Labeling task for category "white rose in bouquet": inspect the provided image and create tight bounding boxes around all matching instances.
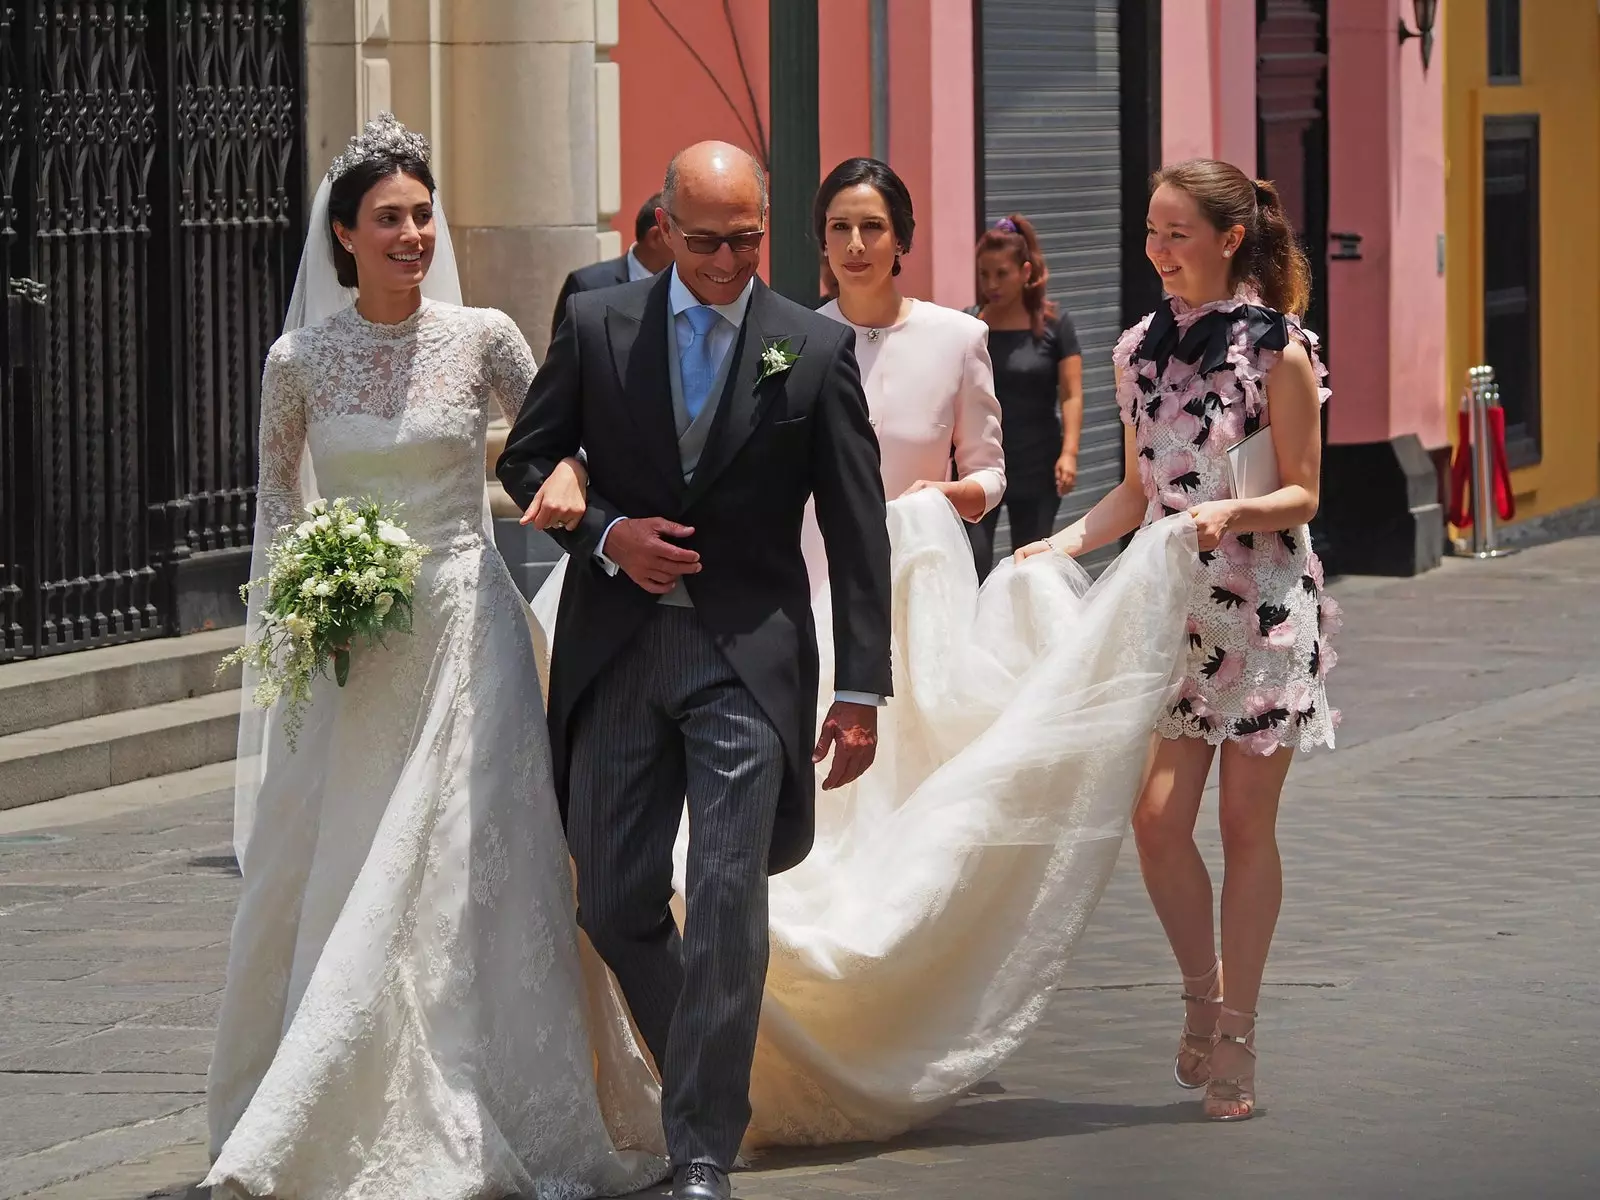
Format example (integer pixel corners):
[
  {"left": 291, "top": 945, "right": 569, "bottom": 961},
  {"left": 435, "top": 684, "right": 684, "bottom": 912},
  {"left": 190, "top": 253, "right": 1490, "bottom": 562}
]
[
  {"left": 221, "top": 496, "right": 430, "bottom": 748},
  {"left": 376, "top": 521, "right": 412, "bottom": 547}
]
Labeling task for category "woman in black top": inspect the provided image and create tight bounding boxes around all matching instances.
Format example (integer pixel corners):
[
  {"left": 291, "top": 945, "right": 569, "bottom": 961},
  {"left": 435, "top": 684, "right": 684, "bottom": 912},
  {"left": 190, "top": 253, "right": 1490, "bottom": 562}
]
[{"left": 969, "top": 214, "right": 1083, "bottom": 578}]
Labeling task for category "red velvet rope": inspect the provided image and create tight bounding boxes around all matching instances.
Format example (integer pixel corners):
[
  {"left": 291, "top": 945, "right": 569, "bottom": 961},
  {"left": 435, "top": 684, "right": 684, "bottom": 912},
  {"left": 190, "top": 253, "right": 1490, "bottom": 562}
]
[{"left": 1448, "top": 407, "right": 1515, "bottom": 528}]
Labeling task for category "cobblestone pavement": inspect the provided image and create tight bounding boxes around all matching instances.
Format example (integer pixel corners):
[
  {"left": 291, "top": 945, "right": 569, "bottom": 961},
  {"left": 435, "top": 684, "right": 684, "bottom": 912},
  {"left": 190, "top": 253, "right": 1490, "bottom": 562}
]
[{"left": 3, "top": 537, "right": 1599, "bottom": 1199}]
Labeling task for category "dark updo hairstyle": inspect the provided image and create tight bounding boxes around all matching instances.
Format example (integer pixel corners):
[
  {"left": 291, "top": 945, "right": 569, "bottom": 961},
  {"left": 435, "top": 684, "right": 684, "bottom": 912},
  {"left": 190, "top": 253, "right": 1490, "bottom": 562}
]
[
  {"left": 812, "top": 157, "right": 916, "bottom": 280},
  {"left": 326, "top": 152, "right": 437, "bottom": 289},
  {"left": 976, "top": 214, "right": 1058, "bottom": 338},
  {"left": 1150, "top": 158, "right": 1311, "bottom": 317}
]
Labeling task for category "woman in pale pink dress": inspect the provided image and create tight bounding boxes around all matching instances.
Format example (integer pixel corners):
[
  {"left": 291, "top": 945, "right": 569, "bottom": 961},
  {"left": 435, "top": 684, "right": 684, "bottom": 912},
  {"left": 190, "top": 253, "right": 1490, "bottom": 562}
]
[{"left": 799, "top": 157, "right": 1004, "bottom": 587}]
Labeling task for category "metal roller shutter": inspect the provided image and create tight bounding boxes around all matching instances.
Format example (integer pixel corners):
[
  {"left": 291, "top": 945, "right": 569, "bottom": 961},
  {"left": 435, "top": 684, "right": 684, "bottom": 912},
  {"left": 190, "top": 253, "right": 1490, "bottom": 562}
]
[{"left": 979, "top": 0, "right": 1124, "bottom": 568}]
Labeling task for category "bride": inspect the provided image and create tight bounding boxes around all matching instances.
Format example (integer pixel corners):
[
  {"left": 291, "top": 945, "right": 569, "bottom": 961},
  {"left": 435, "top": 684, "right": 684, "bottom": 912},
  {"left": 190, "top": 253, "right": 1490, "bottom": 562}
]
[{"left": 205, "top": 115, "right": 667, "bottom": 1199}]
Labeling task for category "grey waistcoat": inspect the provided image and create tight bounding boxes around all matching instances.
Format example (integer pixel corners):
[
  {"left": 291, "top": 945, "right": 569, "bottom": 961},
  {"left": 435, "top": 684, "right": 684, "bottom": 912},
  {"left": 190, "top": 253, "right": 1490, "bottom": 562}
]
[{"left": 658, "top": 316, "right": 738, "bottom": 607}]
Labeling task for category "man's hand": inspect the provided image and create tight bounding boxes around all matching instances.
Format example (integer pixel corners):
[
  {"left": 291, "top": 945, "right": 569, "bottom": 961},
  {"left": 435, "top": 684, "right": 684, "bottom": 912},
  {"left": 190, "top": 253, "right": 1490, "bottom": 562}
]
[
  {"left": 604, "top": 517, "right": 701, "bottom": 594},
  {"left": 812, "top": 701, "right": 879, "bottom": 791}
]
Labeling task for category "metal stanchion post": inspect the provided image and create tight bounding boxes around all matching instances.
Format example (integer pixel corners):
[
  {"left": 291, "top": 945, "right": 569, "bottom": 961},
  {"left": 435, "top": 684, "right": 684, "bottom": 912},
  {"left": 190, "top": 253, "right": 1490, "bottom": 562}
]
[{"left": 1464, "top": 365, "right": 1516, "bottom": 560}]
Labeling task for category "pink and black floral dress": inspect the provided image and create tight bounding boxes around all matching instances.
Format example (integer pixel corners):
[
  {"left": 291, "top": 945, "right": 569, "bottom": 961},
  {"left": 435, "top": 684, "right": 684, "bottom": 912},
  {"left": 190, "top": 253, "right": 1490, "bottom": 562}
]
[{"left": 1114, "top": 294, "right": 1340, "bottom": 755}]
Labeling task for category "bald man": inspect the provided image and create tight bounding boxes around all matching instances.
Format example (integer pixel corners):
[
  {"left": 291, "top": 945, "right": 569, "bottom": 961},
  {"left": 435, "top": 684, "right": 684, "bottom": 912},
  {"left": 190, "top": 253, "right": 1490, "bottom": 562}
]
[{"left": 498, "top": 142, "right": 891, "bottom": 1199}]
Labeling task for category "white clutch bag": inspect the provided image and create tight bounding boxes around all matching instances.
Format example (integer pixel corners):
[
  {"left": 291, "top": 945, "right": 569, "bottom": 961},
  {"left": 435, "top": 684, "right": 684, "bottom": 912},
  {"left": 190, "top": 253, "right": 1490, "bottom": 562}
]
[{"left": 1224, "top": 426, "right": 1279, "bottom": 500}]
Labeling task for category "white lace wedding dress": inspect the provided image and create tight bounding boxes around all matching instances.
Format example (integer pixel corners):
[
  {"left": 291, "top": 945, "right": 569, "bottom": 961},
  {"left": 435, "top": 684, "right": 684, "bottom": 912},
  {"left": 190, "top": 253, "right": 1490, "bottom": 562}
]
[{"left": 205, "top": 299, "right": 667, "bottom": 1200}]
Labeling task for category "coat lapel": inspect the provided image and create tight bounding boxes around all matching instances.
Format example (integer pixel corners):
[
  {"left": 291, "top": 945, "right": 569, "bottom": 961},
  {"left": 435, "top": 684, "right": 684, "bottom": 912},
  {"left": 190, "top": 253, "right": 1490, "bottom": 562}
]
[
  {"left": 684, "top": 282, "right": 803, "bottom": 508},
  {"left": 605, "top": 274, "right": 683, "bottom": 498}
]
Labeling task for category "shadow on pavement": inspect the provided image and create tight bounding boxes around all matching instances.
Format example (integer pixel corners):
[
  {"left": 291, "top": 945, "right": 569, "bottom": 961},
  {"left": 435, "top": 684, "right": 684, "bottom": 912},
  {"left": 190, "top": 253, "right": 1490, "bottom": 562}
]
[{"left": 741, "top": 1094, "right": 1203, "bottom": 1174}]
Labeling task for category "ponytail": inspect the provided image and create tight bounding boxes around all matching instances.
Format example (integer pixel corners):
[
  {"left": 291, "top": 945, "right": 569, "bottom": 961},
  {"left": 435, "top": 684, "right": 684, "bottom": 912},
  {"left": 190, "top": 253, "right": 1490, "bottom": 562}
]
[
  {"left": 1247, "top": 178, "right": 1311, "bottom": 317},
  {"left": 976, "top": 213, "right": 1059, "bottom": 338}
]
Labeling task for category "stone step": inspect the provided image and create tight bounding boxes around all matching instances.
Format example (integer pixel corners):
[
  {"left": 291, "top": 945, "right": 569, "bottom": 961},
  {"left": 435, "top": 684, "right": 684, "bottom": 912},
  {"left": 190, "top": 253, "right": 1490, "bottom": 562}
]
[
  {"left": 0, "top": 690, "right": 240, "bottom": 812},
  {"left": 0, "top": 628, "right": 242, "bottom": 738},
  {"left": 0, "top": 760, "right": 239, "bottom": 835}
]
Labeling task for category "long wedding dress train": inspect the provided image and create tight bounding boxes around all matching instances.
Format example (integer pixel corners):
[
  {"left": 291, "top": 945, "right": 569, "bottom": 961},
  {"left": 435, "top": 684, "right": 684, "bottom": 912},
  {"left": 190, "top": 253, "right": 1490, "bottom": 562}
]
[{"left": 532, "top": 492, "right": 1197, "bottom": 1148}]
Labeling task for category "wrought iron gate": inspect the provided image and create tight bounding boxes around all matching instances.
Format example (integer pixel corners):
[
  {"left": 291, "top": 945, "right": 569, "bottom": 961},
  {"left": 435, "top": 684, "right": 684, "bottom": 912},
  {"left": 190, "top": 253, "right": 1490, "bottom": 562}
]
[{"left": 0, "top": 0, "right": 303, "bottom": 661}]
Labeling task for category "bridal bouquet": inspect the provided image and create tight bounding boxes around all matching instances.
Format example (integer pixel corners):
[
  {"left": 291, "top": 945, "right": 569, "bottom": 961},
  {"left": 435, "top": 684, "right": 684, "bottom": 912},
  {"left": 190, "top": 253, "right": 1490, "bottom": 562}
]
[{"left": 221, "top": 497, "right": 429, "bottom": 748}]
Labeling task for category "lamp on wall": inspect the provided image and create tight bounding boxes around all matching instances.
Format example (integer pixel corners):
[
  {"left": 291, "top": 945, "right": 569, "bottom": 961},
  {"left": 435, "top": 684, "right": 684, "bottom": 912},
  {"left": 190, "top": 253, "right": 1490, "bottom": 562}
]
[{"left": 1397, "top": 0, "right": 1439, "bottom": 73}]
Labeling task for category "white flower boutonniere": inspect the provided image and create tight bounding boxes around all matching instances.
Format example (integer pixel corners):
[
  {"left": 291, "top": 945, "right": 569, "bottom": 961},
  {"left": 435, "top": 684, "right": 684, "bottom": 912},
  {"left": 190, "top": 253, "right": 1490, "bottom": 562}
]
[{"left": 758, "top": 337, "right": 799, "bottom": 384}]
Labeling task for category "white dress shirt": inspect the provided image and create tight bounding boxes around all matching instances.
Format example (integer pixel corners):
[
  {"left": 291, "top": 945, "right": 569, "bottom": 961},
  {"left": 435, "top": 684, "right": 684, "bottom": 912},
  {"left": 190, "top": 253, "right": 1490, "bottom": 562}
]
[{"left": 625, "top": 245, "right": 655, "bottom": 282}]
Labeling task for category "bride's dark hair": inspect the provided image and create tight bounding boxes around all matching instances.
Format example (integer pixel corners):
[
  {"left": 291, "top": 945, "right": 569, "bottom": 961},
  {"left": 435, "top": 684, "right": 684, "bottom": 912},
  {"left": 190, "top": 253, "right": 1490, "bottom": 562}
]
[{"left": 326, "top": 153, "right": 436, "bottom": 289}]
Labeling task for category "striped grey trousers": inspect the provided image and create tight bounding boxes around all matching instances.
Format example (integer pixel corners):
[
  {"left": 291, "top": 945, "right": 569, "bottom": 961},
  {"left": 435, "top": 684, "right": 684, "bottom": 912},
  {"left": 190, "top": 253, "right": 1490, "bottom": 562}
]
[{"left": 567, "top": 606, "right": 784, "bottom": 1170}]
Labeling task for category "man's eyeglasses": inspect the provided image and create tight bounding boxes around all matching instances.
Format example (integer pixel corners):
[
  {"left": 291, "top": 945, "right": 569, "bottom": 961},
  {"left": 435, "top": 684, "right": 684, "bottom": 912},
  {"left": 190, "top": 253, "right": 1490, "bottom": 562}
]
[{"left": 666, "top": 211, "right": 765, "bottom": 256}]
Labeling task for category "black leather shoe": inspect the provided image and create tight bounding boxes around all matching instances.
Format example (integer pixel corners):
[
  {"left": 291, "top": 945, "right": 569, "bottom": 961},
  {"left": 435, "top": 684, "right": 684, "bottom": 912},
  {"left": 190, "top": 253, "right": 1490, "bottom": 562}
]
[{"left": 672, "top": 1161, "right": 731, "bottom": 1200}]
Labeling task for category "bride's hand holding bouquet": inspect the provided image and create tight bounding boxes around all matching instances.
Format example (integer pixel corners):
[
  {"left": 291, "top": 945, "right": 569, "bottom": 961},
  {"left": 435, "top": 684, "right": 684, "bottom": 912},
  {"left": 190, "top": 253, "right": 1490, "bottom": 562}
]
[{"left": 222, "top": 497, "right": 429, "bottom": 747}]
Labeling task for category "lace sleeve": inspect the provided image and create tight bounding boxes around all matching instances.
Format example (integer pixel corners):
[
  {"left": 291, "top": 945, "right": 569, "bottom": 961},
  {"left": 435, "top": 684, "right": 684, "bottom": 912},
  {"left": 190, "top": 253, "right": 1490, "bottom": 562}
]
[
  {"left": 483, "top": 309, "right": 538, "bottom": 425},
  {"left": 256, "top": 337, "right": 307, "bottom": 531}
]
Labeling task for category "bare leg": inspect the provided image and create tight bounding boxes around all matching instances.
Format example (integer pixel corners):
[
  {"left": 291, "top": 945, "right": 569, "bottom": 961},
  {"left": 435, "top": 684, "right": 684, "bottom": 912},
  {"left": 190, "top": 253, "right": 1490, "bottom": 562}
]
[
  {"left": 1207, "top": 742, "right": 1294, "bottom": 1119},
  {"left": 1131, "top": 734, "right": 1220, "bottom": 1085}
]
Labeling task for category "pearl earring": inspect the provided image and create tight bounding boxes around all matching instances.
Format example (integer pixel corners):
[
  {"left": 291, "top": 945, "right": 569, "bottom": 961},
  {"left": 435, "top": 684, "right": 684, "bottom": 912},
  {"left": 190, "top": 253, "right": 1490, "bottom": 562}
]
[{"left": 1223, "top": 249, "right": 1233, "bottom": 258}]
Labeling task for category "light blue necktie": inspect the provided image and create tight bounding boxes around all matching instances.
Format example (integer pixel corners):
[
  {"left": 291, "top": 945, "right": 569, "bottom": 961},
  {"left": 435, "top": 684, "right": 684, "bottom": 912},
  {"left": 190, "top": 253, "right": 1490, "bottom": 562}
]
[{"left": 679, "top": 305, "right": 722, "bottom": 423}]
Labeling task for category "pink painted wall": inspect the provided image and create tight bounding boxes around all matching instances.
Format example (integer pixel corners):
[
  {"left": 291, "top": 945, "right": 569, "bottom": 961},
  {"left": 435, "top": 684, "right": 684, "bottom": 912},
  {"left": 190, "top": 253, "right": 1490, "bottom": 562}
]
[
  {"left": 611, "top": 2, "right": 772, "bottom": 275},
  {"left": 1161, "top": 0, "right": 1256, "bottom": 172},
  {"left": 1386, "top": 1, "right": 1448, "bottom": 449},
  {"left": 888, "top": 0, "right": 977, "bottom": 308},
  {"left": 1325, "top": 0, "right": 1447, "bottom": 448},
  {"left": 886, "top": 0, "right": 933, "bottom": 302},
  {"left": 613, "top": 1, "right": 974, "bottom": 308},
  {"left": 610, "top": 2, "right": 772, "bottom": 213},
  {"left": 819, "top": 0, "right": 872, "bottom": 177},
  {"left": 1325, "top": 6, "right": 1391, "bottom": 444}
]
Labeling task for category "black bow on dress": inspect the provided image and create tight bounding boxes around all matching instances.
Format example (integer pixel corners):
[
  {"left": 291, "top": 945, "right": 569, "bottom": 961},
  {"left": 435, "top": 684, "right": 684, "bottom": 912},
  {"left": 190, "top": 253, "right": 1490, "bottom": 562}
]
[{"left": 1136, "top": 299, "right": 1290, "bottom": 379}]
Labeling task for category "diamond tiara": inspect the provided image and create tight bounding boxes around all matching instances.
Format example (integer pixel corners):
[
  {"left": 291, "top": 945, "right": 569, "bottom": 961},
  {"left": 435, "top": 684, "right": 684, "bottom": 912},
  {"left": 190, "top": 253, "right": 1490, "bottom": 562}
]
[{"left": 327, "top": 112, "right": 432, "bottom": 183}]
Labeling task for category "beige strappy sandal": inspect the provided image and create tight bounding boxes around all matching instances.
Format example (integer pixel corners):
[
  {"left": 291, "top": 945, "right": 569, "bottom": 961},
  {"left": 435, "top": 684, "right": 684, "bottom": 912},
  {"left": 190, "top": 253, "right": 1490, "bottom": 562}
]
[
  {"left": 1175, "top": 959, "right": 1223, "bottom": 1090},
  {"left": 1204, "top": 1005, "right": 1257, "bottom": 1121}
]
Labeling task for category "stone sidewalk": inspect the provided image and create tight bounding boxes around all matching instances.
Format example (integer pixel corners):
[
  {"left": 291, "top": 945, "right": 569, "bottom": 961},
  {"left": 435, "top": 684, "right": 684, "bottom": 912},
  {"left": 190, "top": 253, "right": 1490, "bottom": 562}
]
[{"left": 3, "top": 536, "right": 1599, "bottom": 1199}]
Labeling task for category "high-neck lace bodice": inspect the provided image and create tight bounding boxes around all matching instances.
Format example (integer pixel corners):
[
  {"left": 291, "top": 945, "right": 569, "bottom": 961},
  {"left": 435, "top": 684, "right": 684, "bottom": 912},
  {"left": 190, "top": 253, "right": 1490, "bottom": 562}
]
[{"left": 255, "top": 301, "right": 535, "bottom": 549}]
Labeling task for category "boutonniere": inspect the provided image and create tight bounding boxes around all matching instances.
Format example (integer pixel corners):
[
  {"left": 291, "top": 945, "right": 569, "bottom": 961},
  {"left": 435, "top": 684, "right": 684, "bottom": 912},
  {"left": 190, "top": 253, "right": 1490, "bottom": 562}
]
[{"left": 758, "top": 337, "right": 800, "bottom": 383}]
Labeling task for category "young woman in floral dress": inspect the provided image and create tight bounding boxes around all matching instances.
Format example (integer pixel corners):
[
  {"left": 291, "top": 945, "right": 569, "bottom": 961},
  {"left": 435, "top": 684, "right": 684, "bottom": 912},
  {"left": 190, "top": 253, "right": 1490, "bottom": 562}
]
[{"left": 1016, "top": 158, "right": 1339, "bottom": 1121}]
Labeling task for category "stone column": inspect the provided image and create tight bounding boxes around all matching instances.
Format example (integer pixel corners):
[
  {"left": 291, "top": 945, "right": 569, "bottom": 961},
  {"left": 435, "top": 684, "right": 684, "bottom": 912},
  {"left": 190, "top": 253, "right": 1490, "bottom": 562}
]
[
  {"left": 446, "top": 0, "right": 618, "bottom": 528},
  {"left": 301, "top": 1, "right": 619, "bottom": 594},
  {"left": 305, "top": 0, "right": 438, "bottom": 182}
]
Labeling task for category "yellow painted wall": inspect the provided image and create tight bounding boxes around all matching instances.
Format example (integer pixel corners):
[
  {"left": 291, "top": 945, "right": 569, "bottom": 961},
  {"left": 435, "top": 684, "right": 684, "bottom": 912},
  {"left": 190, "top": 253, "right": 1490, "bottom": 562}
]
[{"left": 1445, "top": 1, "right": 1600, "bottom": 522}]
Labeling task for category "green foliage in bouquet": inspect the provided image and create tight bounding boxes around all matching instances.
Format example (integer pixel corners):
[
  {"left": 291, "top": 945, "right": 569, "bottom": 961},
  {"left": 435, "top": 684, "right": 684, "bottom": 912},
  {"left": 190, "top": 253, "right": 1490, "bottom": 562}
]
[{"left": 220, "top": 497, "right": 430, "bottom": 748}]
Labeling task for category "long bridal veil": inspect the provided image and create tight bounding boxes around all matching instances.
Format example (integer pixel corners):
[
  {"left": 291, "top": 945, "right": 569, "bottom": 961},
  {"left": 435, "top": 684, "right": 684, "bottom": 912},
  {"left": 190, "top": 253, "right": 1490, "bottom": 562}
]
[
  {"left": 232, "top": 176, "right": 465, "bottom": 863},
  {"left": 532, "top": 494, "right": 1198, "bottom": 1147}
]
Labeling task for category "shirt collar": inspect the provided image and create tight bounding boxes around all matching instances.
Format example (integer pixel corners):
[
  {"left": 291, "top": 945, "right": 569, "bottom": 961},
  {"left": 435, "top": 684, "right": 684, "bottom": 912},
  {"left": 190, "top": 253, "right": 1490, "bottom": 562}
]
[
  {"left": 625, "top": 246, "right": 652, "bottom": 282},
  {"left": 669, "top": 265, "right": 755, "bottom": 327}
]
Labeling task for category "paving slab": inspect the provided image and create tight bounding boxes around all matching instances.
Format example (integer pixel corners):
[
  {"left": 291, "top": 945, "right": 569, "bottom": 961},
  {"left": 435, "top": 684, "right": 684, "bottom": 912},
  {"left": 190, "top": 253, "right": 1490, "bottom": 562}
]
[{"left": 3, "top": 534, "right": 1599, "bottom": 1198}]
